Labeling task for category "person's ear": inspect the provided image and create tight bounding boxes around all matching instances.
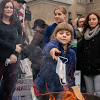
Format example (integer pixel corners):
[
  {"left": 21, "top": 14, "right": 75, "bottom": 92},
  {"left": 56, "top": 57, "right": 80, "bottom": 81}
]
[{"left": 64, "top": 14, "right": 67, "bottom": 18}]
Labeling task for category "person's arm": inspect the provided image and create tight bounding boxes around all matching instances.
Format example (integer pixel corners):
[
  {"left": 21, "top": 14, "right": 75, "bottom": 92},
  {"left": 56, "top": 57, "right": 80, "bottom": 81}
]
[
  {"left": 16, "top": 20, "right": 23, "bottom": 44},
  {"left": 21, "top": 31, "right": 44, "bottom": 59},
  {"left": 50, "top": 48, "right": 61, "bottom": 61},
  {"left": 15, "top": 44, "right": 21, "bottom": 53},
  {"left": 27, "top": 31, "right": 43, "bottom": 50},
  {"left": 13, "top": 21, "right": 22, "bottom": 56},
  {"left": 10, "top": 54, "right": 17, "bottom": 64},
  {"left": 43, "top": 40, "right": 61, "bottom": 59}
]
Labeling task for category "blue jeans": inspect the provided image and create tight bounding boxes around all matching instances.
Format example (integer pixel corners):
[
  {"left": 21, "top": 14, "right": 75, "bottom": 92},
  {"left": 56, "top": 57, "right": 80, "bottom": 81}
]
[{"left": 84, "top": 75, "right": 100, "bottom": 97}]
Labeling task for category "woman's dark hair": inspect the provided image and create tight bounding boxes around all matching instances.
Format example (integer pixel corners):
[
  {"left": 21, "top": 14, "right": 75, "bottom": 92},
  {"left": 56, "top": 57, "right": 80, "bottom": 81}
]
[
  {"left": 83, "top": 12, "right": 100, "bottom": 33},
  {"left": 32, "top": 19, "right": 48, "bottom": 30},
  {"left": 0, "top": 0, "right": 15, "bottom": 24}
]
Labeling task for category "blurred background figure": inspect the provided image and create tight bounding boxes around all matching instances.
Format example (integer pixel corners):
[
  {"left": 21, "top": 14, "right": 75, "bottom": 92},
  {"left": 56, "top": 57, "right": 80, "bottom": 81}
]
[
  {"left": 21, "top": 19, "right": 48, "bottom": 81},
  {"left": 43, "top": 6, "right": 67, "bottom": 47},
  {"left": 68, "top": 18, "right": 77, "bottom": 53},
  {"left": 25, "top": 5, "right": 32, "bottom": 36},
  {"left": 12, "top": 0, "right": 26, "bottom": 20},
  {"left": 76, "top": 16, "right": 85, "bottom": 45},
  {"left": 76, "top": 16, "right": 86, "bottom": 93},
  {"left": 43, "top": 6, "right": 77, "bottom": 53},
  {"left": 68, "top": 18, "right": 73, "bottom": 27}
]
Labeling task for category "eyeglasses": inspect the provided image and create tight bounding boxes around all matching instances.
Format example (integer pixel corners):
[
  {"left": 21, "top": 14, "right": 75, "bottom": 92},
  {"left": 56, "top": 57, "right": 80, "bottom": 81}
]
[{"left": 4, "top": 6, "right": 13, "bottom": 9}]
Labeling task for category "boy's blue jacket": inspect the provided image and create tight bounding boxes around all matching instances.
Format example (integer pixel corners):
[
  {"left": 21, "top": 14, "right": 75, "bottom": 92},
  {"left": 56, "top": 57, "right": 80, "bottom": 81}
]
[{"left": 34, "top": 40, "right": 76, "bottom": 93}]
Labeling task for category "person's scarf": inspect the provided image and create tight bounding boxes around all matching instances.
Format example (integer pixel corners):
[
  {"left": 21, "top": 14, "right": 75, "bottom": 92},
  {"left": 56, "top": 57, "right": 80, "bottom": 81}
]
[
  {"left": 78, "top": 27, "right": 83, "bottom": 33},
  {"left": 84, "top": 25, "right": 100, "bottom": 40}
]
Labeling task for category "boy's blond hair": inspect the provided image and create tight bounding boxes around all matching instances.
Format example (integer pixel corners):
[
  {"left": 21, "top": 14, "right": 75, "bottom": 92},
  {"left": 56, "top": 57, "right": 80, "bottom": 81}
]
[
  {"left": 54, "top": 6, "right": 67, "bottom": 15},
  {"left": 50, "top": 22, "right": 74, "bottom": 41}
]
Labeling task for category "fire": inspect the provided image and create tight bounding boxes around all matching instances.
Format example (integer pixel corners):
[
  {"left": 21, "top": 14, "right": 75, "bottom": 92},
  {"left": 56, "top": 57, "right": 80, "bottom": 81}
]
[
  {"left": 49, "top": 86, "right": 77, "bottom": 100},
  {"left": 49, "top": 86, "right": 85, "bottom": 100},
  {"left": 60, "top": 91, "right": 77, "bottom": 100},
  {"left": 49, "top": 94, "right": 55, "bottom": 100},
  {"left": 63, "top": 86, "right": 69, "bottom": 92},
  {"left": 49, "top": 91, "right": 77, "bottom": 100}
]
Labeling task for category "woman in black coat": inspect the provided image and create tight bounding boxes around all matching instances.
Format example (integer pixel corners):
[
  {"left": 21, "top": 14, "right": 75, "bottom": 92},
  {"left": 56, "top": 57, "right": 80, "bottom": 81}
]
[{"left": 77, "top": 12, "right": 100, "bottom": 97}]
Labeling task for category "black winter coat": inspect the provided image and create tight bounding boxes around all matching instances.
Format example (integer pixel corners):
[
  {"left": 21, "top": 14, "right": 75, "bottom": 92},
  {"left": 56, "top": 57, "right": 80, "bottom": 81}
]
[{"left": 77, "top": 31, "right": 100, "bottom": 76}]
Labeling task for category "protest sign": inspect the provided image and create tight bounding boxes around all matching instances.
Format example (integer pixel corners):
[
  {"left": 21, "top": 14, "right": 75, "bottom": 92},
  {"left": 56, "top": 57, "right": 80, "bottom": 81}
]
[
  {"left": 13, "top": 79, "right": 32, "bottom": 100},
  {"left": 75, "top": 70, "right": 81, "bottom": 90}
]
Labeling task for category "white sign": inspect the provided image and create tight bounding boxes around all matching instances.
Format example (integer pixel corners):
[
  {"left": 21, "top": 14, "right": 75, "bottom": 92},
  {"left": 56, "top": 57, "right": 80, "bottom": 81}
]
[
  {"left": 20, "top": 59, "right": 32, "bottom": 77},
  {"left": 13, "top": 79, "right": 32, "bottom": 100},
  {"left": 74, "top": 70, "right": 81, "bottom": 90},
  {"left": 12, "top": 95, "right": 32, "bottom": 100}
]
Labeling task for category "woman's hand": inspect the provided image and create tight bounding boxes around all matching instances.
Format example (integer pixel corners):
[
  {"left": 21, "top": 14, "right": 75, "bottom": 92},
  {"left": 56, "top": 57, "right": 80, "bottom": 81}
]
[
  {"left": 15, "top": 44, "right": 22, "bottom": 53},
  {"left": 50, "top": 48, "right": 61, "bottom": 61},
  {"left": 24, "top": 40, "right": 29, "bottom": 45},
  {"left": 10, "top": 54, "right": 17, "bottom": 64}
]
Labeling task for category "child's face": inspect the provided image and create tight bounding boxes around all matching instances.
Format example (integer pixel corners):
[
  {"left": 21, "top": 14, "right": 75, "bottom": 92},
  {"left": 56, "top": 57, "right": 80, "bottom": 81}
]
[
  {"left": 54, "top": 9, "right": 67, "bottom": 24},
  {"left": 55, "top": 30, "right": 71, "bottom": 45}
]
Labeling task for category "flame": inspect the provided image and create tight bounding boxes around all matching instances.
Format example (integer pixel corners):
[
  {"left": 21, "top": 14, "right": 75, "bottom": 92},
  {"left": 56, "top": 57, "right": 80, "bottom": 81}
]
[
  {"left": 63, "top": 86, "right": 69, "bottom": 92},
  {"left": 61, "top": 91, "right": 77, "bottom": 100},
  {"left": 49, "top": 86, "right": 77, "bottom": 100},
  {"left": 49, "top": 91, "right": 77, "bottom": 100},
  {"left": 49, "top": 94, "right": 55, "bottom": 100}
]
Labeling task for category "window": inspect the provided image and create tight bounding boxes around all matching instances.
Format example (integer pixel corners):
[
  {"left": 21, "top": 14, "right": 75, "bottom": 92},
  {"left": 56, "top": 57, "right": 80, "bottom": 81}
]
[
  {"left": 87, "top": 0, "right": 94, "bottom": 3},
  {"left": 68, "top": 12, "right": 72, "bottom": 20},
  {"left": 77, "top": 14, "right": 82, "bottom": 18},
  {"left": 77, "top": 0, "right": 82, "bottom": 3},
  {"left": 90, "top": 0, "right": 93, "bottom": 3}
]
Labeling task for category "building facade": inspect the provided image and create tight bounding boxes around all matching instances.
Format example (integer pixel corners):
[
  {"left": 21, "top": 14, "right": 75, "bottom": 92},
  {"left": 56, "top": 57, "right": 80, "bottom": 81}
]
[
  {"left": 26, "top": 0, "right": 100, "bottom": 26},
  {"left": 27, "top": 0, "right": 73, "bottom": 26}
]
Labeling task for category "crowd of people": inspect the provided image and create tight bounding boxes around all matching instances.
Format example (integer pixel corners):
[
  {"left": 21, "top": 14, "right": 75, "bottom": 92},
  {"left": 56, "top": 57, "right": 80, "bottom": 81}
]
[{"left": 0, "top": 0, "right": 100, "bottom": 99}]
